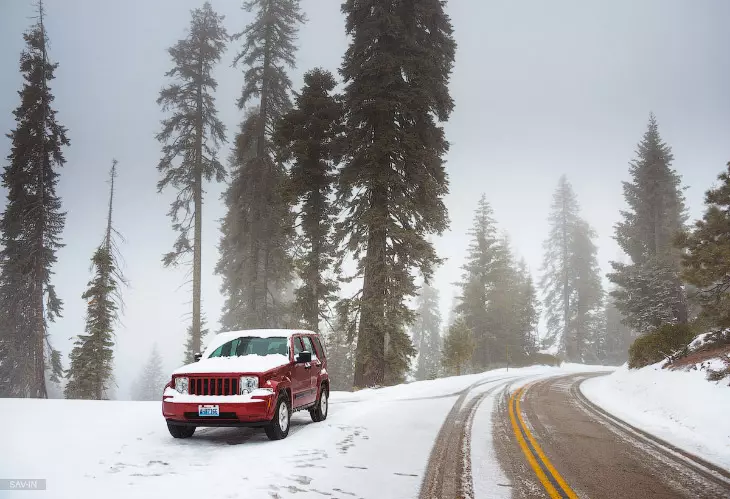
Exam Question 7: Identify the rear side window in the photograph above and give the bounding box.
[301,336,319,360]
[312,336,326,359]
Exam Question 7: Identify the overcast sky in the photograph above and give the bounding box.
[1,0,729,397]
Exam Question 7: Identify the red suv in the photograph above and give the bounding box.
[162,329,329,440]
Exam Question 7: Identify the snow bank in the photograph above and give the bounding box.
[172,354,290,375]
[0,363,614,499]
[581,362,730,470]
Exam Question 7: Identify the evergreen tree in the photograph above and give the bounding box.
[602,296,634,364]
[132,344,167,401]
[273,68,343,331]
[609,114,688,333]
[0,4,67,398]
[325,300,357,391]
[337,0,455,387]
[442,317,475,376]
[456,195,500,369]
[540,176,604,361]
[183,315,210,364]
[217,0,304,329]
[65,160,125,399]
[156,2,227,357]
[412,280,442,381]
[678,162,730,327]
[514,259,540,357]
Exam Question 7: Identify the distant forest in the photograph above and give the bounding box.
[2,0,729,398]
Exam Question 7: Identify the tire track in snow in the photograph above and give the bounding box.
[418,376,522,499]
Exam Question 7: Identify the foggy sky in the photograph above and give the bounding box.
[1,0,729,397]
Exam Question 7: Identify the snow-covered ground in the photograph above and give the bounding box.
[581,362,730,470]
[1,364,610,499]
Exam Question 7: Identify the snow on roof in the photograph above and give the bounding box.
[202,329,315,357]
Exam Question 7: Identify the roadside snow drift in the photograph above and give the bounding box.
[581,362,730,470]
[1,364,610,499]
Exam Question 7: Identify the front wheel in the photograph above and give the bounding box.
[167,422,196,439]
[310,385,329,422]
[264,395,291,440]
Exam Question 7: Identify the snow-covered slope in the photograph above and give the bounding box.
[1,364,609,499]
[581,362,730,470]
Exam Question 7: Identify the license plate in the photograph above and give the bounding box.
[198,405,219,417]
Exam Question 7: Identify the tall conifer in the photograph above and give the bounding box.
[0,3,67,397]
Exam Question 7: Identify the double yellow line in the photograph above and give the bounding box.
[508,384,578,499]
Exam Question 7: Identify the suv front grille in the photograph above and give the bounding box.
[188,376,239,396]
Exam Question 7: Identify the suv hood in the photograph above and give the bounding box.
[172,354,290,376]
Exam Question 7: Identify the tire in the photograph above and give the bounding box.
[167,422,196,439]
[310,384,329,422]
[264,394,291,440]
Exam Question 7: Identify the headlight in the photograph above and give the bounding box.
[175,377,189,394]
[240,376,258,394]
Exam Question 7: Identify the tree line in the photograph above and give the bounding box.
[0,0,456,397]
[2,1,728,398]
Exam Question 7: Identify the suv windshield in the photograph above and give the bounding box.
[208,336,288,359]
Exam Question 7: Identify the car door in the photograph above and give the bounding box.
[291,336,312,408]
[300,336,320,405]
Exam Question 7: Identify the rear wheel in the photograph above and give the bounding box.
[265,395,291,440]
[167,422,195,439]
[310,385,329,422]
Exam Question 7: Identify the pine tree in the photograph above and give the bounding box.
[325,300,357,391]
[217,0,304,329]
[65,160,125,399]
[514,259,540,357]
[156,2,227,357]
[337,0,455,388]
[183,315,210,364]
[678,162,730,327]
[540,176,604,361]
[456,195,500,369]
[609,114,688,333]
[602,296,634,364]
[0,3,67,398]
[442,317,475,376]
[132,344,167,401]
[273,68,343,331]
[412,280,442,381]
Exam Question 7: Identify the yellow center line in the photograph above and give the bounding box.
[515,385,579,499]
[508,386,562,499]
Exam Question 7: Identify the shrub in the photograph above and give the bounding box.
[628,323,697,369]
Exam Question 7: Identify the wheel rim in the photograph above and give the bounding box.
[320,390,328,416]
[279,401,289,431]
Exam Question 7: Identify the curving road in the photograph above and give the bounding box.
[420,372,730,499]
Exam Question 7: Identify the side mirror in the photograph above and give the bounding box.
[296,351,312,364]
[194,352,203,362]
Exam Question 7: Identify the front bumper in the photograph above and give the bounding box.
[162,389,277,427]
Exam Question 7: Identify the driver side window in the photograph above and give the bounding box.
[292,337,304,357]
[301,336,318,361]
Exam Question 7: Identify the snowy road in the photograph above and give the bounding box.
[494,374,730,499]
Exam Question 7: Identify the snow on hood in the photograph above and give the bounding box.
[172,354,290,375]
